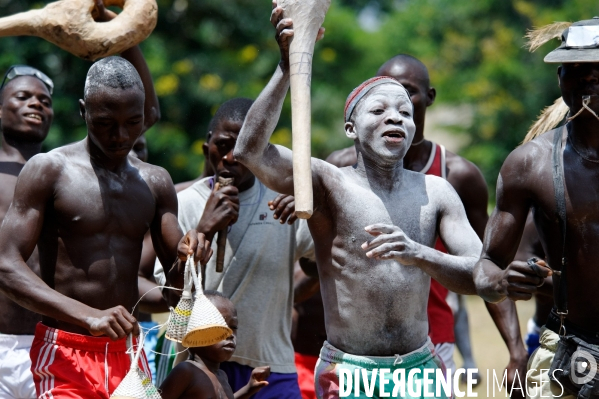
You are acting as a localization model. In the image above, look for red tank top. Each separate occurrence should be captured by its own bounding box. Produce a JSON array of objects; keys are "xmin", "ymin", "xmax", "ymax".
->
[{"xmin": 421, "ymin": 142, "xmax": 455, "ymax": 344}]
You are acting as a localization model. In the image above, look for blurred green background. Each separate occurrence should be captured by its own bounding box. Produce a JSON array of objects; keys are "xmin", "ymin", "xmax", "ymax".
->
[{"xmin": 1, "ymin": 0, "xmax": 597, "ymax": 199}]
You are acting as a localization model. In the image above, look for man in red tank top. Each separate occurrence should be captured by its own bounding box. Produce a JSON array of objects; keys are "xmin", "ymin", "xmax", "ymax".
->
[{"xmin": 325, "ymin": 54, "xmax": 528, "ymax": 397}]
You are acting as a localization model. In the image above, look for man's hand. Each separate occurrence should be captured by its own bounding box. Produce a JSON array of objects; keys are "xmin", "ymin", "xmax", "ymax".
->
[
  {"xmin": 197, "ymin": 184, "xmax": 239, "ymax": 240},
  {"xmin": 92, "ymin": 0, "xmax": 118, "ymax": 22},
  {"xmin": 269, "ymin": 194, "xmax": 298, "ymax": 224},
  {"xmin": 270, "ymin": 0, "xmax": 325, "ymax": 69},
  {"xmin": 362, "ymin": 224, "xmax": 420, "ymax": 264},
  {"xmin": 178, "ymin": 230, "xmax": 213, "ymax": 265},
  {"xmin": 85, "ymin": 305, "xmax": 139, "ymax": 340},
  {"xmin": 499, "ymin": 259, "xmax": 552, "ymax": 301}
]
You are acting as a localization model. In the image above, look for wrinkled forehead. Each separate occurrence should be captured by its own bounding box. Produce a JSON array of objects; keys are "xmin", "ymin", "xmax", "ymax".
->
[{"xmin": 363, "ymin": 83, "xmax": 411, "ymax": 102}]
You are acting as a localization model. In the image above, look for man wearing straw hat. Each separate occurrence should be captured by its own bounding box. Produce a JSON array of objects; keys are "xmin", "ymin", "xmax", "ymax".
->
[
  {"xmin": 0, "ymin": 54, "xmax": 209, "ymax": 398},
  {"xmin": 233, "ymin": 7, "xmax": 483, "ymax": 398},
  {"xmin": 475, "ymin": 17, "xmax": 599, "ymax": 399}
]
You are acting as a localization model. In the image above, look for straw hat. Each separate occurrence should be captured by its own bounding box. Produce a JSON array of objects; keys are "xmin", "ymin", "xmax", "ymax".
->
[
  {"xmin": 181, "ymin": 257, "xmax": 232, "ymax": 348},
  {"xmin": 111, "ymin": 332, "xmax": 161, "ymax": 399},
  {"xmin": 165, "ymin": 255, "xmax": 194, "ymax": 343}
]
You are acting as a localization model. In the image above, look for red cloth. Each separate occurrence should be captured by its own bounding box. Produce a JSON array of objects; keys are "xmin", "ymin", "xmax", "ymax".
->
[
  {"xmin": 295, "ymin": 352, "xmax": 318, "ymax": 399},
  {"xmin": 30, "ymin": 323, "xmax": 151, "ymax": 399},
  {"xmin": 424, "ymin": 143, "xmax": 455, "ymax": 345}
]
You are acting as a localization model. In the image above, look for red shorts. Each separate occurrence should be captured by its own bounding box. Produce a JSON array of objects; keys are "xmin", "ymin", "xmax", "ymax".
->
[
  {"xmin": 30, "ymin": 323, "xmax": 151, "ymax": 399},
  {"xmin": 295, "ymin": 352, "xmax": 318, "ymax": 399}
]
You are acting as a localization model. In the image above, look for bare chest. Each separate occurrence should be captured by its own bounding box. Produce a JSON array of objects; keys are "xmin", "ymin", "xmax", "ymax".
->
[
  {"xmin": 52, "ymin": 165, "xmax": 155, "ymax": 237},
  {"xmin": 329, "ymin": 179, "xmax": 439, "ymax": 249}
]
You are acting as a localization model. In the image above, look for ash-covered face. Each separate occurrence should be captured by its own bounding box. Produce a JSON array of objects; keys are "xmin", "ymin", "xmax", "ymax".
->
[
  {"xmin": 0, "ymin": 76, "xmax": 53, "ymax": 143},
  {"xmin": 190, "ymin": 296, "xmax": 238, "ymax": 363},
  {"xmin": 80, "ymin": 86, "xmax": 145, "ymax": 160},
  {"xmin": 344, "ymin": 84, "xmax": 416, "ymax": 163}
]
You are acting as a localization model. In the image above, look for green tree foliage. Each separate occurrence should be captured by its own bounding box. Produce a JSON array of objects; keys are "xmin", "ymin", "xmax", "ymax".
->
[{"xmin": 0, "ymin": 0, "xmax": 596, "ymax": 196}]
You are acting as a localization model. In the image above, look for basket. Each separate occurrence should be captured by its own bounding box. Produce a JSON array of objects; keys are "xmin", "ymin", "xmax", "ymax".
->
[
  {"xmin": 181, "ymin": 256, "xmax": 232, "ymax": 348},
  {"xmin": 165, "ymin": 255, "xmax": 194, "ymax": 342},
  {"xmin": 111, "ymin": 331, "xmax": 162, "ymax": 399}
]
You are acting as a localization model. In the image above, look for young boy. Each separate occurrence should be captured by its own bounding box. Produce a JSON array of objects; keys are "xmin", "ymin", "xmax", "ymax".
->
[{"xmin": 159, "ymin": 291, "xmax": 270, "ymax": 399}]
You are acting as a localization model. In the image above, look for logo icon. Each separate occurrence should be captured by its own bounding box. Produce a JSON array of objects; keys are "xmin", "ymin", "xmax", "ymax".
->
[{"xmin": 259, "ymin": 213, "xmax": 268, "ymax": 221}]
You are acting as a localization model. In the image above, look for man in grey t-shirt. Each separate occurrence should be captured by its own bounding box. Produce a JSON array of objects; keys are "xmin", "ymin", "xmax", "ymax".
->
[{"xmin": 156, "ymin": 98, "xmax": 314, "ymax": 399}]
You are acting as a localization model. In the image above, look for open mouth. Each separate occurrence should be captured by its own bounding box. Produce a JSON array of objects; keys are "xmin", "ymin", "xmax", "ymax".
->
[
  {"xmin": 382, "ymin": 130, "xmax": 406, "ymax": 143},
  {"xmin": 23, "ymin": 113, "xmax": 43, "ymax": 122}
]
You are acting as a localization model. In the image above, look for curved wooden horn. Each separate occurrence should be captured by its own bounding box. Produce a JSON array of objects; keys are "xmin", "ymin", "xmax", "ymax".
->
[
  {"xmin": 278, "ymin": 0, "xmax": 331, "ymax": 219},
  {"xmin": 0, "ymin": 0, "xmax": 157, "ymax": 61}
]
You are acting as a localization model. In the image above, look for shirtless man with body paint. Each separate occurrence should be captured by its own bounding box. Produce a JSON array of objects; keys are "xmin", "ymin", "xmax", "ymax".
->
[
  {"xmin": 327, "ymin": 54, "xmax": 528, "ymax": 396},
  {"xmin": 233, "ymin": 6, "xmax": 482, "ymax": 397},
  {"xmin": 0, "ymin": 56, "xmax": 208, "ymax": 398}
]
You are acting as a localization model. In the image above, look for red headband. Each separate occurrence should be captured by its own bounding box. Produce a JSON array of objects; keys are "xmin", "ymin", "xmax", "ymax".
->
[{"xmin": 344, "ymin": 76, "xmax": 409, "ymax": 122}]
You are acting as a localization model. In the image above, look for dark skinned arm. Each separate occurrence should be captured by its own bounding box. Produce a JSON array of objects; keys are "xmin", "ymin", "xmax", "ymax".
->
[
  {"xmin": 0, "ymin": 155, "xmax": 139, "ymax": 339},
  {"xmin": 474, "ymin": 145, "xmax": 551, "ymax": 303},
  {"xmin": 448, "ymin": 154, "xmax": 527, "ymax": 398},
  {"xmin": 147, "ymin": 166, "xmax": 212, "ymax": 302},
  {"xmin": 234, "ymin": 366, "xmax": 270, "ymax": 399},
  {"xmin": 137, "ymin": 232, "xmax": 169, "ymax": 313}
]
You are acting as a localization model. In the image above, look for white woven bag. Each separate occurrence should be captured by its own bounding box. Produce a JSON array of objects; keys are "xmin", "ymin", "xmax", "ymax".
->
[
  {"xmin": 111, "ymin": 331, "xmax": 161, "ymax": 399},
  {"xmin": 165, "ymin": 255, "xmax": 194, "ymax": 342},
  {"xmin": 181, "ymin": 256, "xmax": 232, "ymax": 347}
]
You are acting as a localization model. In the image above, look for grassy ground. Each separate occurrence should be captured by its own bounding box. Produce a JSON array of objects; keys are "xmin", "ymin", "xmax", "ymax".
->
[{"xmin": 454, "ymin": 295, "xmax": 534, "ymax": 398}]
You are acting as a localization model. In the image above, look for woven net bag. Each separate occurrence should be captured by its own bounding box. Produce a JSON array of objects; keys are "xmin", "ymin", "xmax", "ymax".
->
[
  {"xmin": 111, "ymin": 332, "xmax": 162, "ymax": 399},
  {"xmin": 165, "ymin": 255, "xmax": 194, "ymax": 342},
  {"xmin": 182, "ymin": 257, "xmax": 232, "ymax": 348}
]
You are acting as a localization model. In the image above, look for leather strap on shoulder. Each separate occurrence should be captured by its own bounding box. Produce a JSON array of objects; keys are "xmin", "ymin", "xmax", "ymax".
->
[{"xmin": 552, "ymin": 124, "xmax": 568, "ymax": 320}]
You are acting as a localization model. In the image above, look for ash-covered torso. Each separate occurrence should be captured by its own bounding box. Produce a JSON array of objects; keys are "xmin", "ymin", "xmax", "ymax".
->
[{"xmin": 309, "ymin": 162, "xmax": 453, "ymax": 356}]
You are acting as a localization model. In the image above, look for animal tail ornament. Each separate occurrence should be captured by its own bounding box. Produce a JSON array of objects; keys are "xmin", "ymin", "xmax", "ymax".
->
[
  {"xmin": 522, "ymin": 21, "xmax": 572, "ymax": 143},
  {"xmin": 523, "ymin": 97, "xmax": 569, "ymax": 144}
]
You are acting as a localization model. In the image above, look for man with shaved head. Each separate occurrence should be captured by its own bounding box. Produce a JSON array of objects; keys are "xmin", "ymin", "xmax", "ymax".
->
[
  {"xmin": 327, "ymin": 54, "xmax": 529, "ymax": 394},
  {"xmin": 0, "ymin": 56, "xmax": 208, "ymax": 399},
  {"xmin": 234, "ymin": 7, "xmax": 483, "ymax": 398}
]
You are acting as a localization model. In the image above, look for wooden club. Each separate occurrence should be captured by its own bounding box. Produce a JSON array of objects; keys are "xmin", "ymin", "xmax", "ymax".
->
[
  {"xmin": 278, "ymin": 0, "xmax": 331, "ymax": 219},
  {"xmin": 0, "ymin": 0, "xmax": 157, "ymax": 61}
]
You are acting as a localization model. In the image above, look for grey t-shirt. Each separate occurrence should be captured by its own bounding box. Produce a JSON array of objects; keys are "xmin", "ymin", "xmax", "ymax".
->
[{"xmin": 155, "ymin": 177, "xmax": 315, "ymax": 373}]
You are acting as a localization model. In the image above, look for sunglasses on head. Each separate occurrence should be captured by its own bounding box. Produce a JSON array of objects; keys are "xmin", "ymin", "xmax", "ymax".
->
[{"xmin": 0, "ymin": 65, "xmax": 54, "ymax": 95}]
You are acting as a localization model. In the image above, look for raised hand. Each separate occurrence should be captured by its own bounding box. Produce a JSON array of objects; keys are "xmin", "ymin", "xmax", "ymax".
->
[
  {"xmin": 269, "ymin": 194, "xmax": 298, "ymax": 224},
  {"xmin": 270, "ymin": 0, "xmax": 325, "ymax": 67},
  {"xmin": 361, "ymin": 224, "xmax": 421, "ymax": 264},
  {"xmin": 197, "ymin": 184, "xmax": 240, "ymax": 241},
  {"xmin": 85, "ymin": 305, "xmax": 139, "ymax": 340},
  {"xmin": 92, "ymin": 0, "xmax": 118, "ymax": 22}
]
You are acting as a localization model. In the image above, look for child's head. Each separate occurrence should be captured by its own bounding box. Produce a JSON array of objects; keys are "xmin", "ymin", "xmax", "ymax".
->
[{"xmin": 189, "ymin": 291, "xmax": 238, "ymax": 363}]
